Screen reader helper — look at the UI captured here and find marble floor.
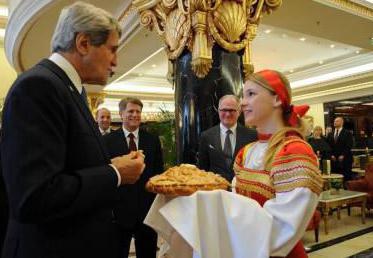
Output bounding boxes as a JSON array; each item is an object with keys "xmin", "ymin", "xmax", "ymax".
[{"xmin": 304, "ymin": 207, "xmax": 373, "ymax": 258}]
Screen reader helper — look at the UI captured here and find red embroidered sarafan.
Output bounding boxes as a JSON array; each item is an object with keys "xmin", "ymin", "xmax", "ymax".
[{"xmin": 234, "ymin": 135, "xmax": 323, "ymax": 258}]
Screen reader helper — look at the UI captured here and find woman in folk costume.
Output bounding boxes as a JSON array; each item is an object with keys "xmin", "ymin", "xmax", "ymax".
[{"xmin": 234, "ymin": 69, "xmax": 323, "ymax": 258}]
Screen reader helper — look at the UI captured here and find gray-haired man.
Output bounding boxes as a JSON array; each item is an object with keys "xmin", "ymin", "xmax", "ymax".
[{"xmin": 1, "ymin": 2, "xmax": 144, "ymax": 258}]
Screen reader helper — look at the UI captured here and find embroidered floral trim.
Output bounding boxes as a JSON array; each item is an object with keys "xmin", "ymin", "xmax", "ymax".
[
  {"xmin": 235, "ymin": 169, "xmax": 272, "ymax": 186},
  {"xmin": 235, "ymin": 181, "xmax": 275, "ymax": 199},
  {"xmin": 271, "ymin": 157, "xmax": 323, "ymax": 195}
]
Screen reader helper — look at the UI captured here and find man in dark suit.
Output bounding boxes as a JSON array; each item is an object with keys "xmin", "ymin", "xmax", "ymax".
[
  {"xmin": 103, "ymin": 97, "xmax": 164, "ymax": 258},
  {"xmin": 197, "ymin": 95, "xmax": 257, "ymax": 181},
  {"xmin": 96, "ymin": 107, "xmax": 112, "ymax": 135},
  {"xmin": 327, "ymin": 117, "xmax": 353, "ymax": 181},
  {"xmin": 0, "ymin": 3, "xmax": 145, "ymax": 258},
  {"xmin": 0, "ymin": 165, "xmax": 7, "ymax": 255}
]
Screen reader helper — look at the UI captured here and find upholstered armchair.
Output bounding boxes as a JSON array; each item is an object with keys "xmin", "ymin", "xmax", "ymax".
[
  {"xmin": 306, "ymin": 210, "xmax": 321, "ymax": 242},
  {"xmin": 346, "ymin": 163, "xmax": 373, "ymax": 210}
]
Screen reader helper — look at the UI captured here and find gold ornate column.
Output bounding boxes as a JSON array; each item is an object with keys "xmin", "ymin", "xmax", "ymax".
[{"xmin": 131, "ymin": 0, "xmax": 282, "ymax": 164}]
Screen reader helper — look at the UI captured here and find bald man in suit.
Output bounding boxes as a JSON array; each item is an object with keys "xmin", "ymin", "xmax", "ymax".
[{"xmin": 327, "ymin": 117, "xmax": 353, "ymax": 181}]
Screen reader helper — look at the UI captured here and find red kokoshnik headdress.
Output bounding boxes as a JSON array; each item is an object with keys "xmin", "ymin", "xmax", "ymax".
[{"xmin": 249, "ymin": 69, "xmax": 309, "ymax": 127}]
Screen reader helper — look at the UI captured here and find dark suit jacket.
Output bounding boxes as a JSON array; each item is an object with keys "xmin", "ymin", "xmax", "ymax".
[
  {"xmin": 327, "ymin": 128, "xmax": 353, "ymax": 159},
  {"xmin": 0, "ymin": 163, "xmax": 8, "ymax": 255},
  {"xmin": 197, "ymin": 124, "xmax": 257, "ymax": 181},
  {"xmin": 103, "ymin": 128, "xmax": 163, "ymax": 229},
  {"xmin": 327, "ymin": 128, "xmax": 353, "ymax": 176},
  {"xmin": 0, "ymin": 59, "xmax": 120, "ymax": 258}
]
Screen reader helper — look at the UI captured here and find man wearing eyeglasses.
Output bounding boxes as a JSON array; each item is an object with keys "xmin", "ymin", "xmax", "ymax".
[{"xmin": 197, "ymin": 95, "xmax": 257, "ymax": 182}]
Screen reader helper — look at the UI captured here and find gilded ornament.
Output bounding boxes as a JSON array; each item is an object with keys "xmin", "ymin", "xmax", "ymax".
[
  {"xmin": 162, "ymin": 0, "xmax": 178, "ymax": 9},
  {"xmin": 262, "ymin": 0, "xmax": 282, "ymax": 14},
  {"xmin": 242, "ymin": 23, "xmax": 257, "ymax": 79},
  {"xmin": 213, "ymin": 1, "xmax": 246, "ymax": 43},
  {"xmin": 207, "ymin": 12, "xmax": 249, "ymax": 52},
  {"xmin": 191, "ymin": 10, "xmax": 213, "ymax": 78},
  {"xmin": 165, "ymin": 9, "xmax": 191, "ymax": 59},
  {"xmin": 133, "ymin": 0, "xmax": 161, "ymax": 12},
  {"xmin": 140, "ymin": 10, "xmax": 165, "ymax": 36},
  {"xmin": 132, "ymin": 0, "xmax": 282, "ymax": 78}
]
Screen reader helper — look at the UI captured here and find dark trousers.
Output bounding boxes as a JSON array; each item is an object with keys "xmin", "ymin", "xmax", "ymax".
[
  {"xmin": 117, "ymin": 222, "xmax": 157, "ymax": 258},
  {"xmin": 332, "ymin": 158, "xmax": 352, "ymax": 183}
]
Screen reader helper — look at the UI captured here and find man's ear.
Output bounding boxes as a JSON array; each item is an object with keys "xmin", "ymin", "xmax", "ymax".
[
  {"xmin": 75, "ymin": 32, "xmax": 90, "ymax": 55},
  {"xmin": 273, "ymin": 95, "xmax": 282, "ymax": 108}
]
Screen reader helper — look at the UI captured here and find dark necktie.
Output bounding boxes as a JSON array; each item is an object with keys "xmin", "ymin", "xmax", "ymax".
[
  {"xmin": 334, "ymin": 129, "xmax": 339, "ymax": 142},
  {"xmin": 223, "ymin": 129, "xmax": 233, "ymax": 158},
  {"xmin": 128, "ymin": 133, "xmax": 137, "ymax": 151},
  {"xmin": 81, "ymin": 86, "xmax": 89, "ymax": 107}
]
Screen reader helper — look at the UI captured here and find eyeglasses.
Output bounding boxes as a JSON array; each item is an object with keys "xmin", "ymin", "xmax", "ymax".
[{"xmin": 219, "ymin": 109, "xmax": 238, "ymax": 113}]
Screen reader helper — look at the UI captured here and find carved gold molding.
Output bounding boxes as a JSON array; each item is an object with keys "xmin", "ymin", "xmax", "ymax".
[
  {"xmin": 313, "ymin": 0, "xmax": 373, "ymax": 20},
  {"xmin": 87, "ymin": 92, "xmax": 106, "ymax": 116},
  {"xmin": 132, "ymin": 0, "xmax": 282, "ymax": 78}
]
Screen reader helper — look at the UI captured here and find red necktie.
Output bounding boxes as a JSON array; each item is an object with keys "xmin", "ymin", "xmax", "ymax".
[{"xmin": 128, "ymin": 133, "xmax": 137, "ymax": 151}]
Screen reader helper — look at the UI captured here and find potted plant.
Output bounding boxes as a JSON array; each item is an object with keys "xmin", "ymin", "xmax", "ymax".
[
  {"xmin": 330, "ymin": 178, "xmax": 343, "ymax": 194},
  {"xmin": 141, "ymin": 109, "xmax": 176, "ymax": 169}
]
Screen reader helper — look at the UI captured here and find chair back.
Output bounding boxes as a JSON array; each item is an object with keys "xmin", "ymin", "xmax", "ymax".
[{"xmin": 365, "ymin": 162, "xmax": 373, "ymax": 188}]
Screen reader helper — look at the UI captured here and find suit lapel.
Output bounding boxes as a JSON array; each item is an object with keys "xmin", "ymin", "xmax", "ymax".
[
  {"xmin": 138, "ymin": 130, "xmax": 145, "ymax": 151},
  {"xmin": 234, "ymin": 126, "xmax": 243, "ymax": 155},
  {"xmin": 118, "ymin": 129, "xmax": 130, "ymax": 154},
  {"xmin": 39, "ymin": 59, "xmax": 109, "ymax": 160},
  {"xmin": 212, "ymin": 126, "xmax": 223, "ymax": 152}
]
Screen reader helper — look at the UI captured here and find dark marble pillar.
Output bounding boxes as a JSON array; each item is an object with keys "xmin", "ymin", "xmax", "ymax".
[{"xmin": 174, "ymin": 45, "xmax": 244, "ymax": 164}]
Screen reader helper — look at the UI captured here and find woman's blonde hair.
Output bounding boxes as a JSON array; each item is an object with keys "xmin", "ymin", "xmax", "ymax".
[{"xmin": 312, "ymin": 125, "xmax": 323, "ymax": 136}]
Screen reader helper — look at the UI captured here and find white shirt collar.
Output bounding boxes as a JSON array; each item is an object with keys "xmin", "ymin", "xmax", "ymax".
[
  {"xmin": 49, "ymin": 53, "xmax": 83, "ymax": 94},
  {"xmin": 220, "ymin": 123, "xmax": 237, "ymax": 135},
  {"xmin": 122, "ymin": 127, "xmax": 139, "ymax": 139},
  {"xmin": 99, "ymin": 127, "xmax": 111, "ymax": 135}
]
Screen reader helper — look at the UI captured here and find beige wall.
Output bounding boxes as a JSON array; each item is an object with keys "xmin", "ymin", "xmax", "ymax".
[
  {"xmin": 0, "ymin": 46, "xmax": 17, "ymax": 100},
  {"xmin": 308, "ymin": 103, "xmax": 325, "ymax": 131}
]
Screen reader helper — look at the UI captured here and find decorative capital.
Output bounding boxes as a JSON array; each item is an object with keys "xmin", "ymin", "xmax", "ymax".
[{"xmin": 132, "ymin": 0, "xmax": 282, "ymax": 78}]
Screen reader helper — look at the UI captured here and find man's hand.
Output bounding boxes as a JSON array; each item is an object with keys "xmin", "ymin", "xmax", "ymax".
[
  {"xmin": 111, "ymin": 151, "xmax": 145, "ymax": 185},
  {"xmin": 331, "ymin": 155, "xmax": 336, "ymax": 161},
  {"xmin": 338, "ymin": 155, "xmax": 344, "ymax": 162}
]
